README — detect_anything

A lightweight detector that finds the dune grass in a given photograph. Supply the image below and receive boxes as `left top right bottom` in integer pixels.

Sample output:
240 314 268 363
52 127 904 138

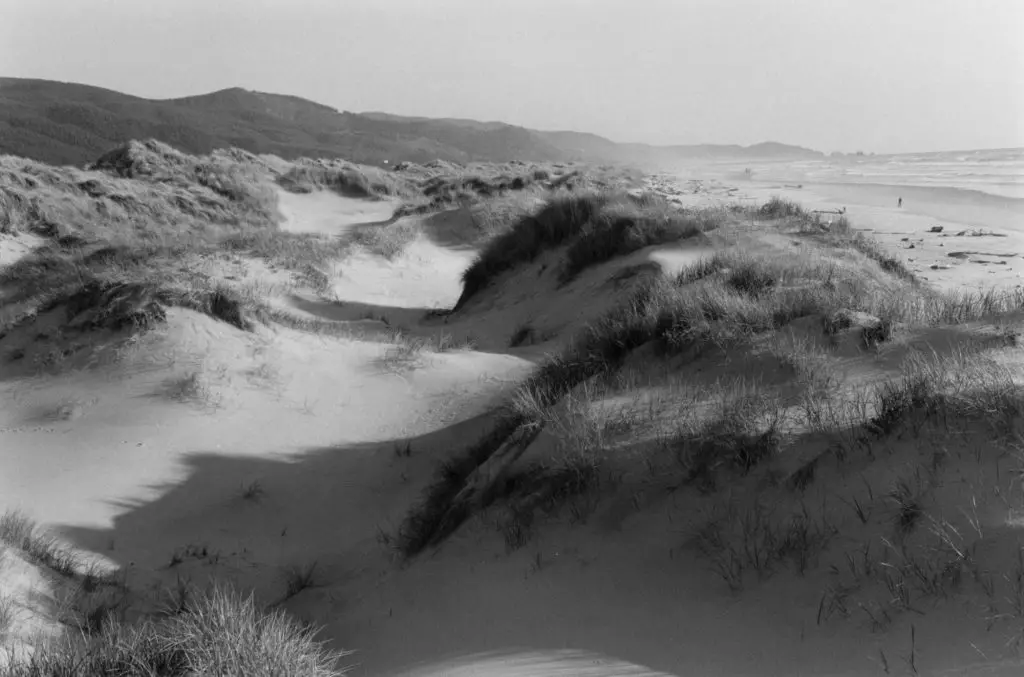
0 511 349 676
397 195 1024 557
3 585 349 676
455 191 724 310
277 158 413 199
0 141 361 336
0 511 79 578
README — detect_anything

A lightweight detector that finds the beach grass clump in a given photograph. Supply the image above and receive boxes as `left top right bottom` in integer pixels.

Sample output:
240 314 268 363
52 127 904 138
561 195 723 282
4 585 349 676
277 158 412 198
455 192 724 310
0 510 349 676
0 511 79 577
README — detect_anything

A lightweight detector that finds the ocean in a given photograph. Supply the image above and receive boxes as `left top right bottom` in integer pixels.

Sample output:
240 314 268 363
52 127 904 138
750 147 1024 200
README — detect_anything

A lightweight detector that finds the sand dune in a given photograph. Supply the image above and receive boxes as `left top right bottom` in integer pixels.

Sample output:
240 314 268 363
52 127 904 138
5 167 1024 676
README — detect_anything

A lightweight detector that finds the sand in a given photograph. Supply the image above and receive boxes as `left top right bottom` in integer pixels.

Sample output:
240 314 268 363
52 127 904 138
649 166 1024 293
4 180 1024 676
0 193 532 668
277 188 397 235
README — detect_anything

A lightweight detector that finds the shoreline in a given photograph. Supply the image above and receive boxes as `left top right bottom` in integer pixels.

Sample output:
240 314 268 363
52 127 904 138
651 170 1024 293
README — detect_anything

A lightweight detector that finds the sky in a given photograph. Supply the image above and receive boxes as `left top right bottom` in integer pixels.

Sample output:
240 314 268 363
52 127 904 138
2 0 1022 154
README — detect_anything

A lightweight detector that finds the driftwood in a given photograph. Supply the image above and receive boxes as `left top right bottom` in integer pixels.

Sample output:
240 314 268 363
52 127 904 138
427 422 544 547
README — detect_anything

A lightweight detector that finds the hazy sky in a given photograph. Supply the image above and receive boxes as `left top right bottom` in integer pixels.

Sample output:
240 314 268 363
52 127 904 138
2 0 1022 153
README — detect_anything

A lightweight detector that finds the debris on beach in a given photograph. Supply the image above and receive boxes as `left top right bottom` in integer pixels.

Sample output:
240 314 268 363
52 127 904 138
953 228 1007 237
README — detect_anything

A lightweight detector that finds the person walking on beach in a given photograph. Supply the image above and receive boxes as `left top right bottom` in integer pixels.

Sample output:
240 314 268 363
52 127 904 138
898 197 903 208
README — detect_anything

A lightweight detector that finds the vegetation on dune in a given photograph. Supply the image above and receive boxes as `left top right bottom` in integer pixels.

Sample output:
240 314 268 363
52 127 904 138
398 196 1024 558
759 196 914 282
0 143 277 243
9 136 1024 671
392 162 638 215
0 139 413 337
0 511 349 676
277 158 414 199
455 191 720 310
4 588 348 676
0 139 628 350
392 167 549 218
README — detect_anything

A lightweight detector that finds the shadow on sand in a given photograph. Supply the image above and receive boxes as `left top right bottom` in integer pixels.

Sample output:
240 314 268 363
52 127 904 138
52 404 690 677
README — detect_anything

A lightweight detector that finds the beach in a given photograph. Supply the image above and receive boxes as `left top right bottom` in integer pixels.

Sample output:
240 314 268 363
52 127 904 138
649 149 1024 293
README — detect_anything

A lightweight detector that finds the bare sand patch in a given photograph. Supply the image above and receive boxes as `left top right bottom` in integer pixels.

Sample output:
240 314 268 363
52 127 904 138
277 188 396 235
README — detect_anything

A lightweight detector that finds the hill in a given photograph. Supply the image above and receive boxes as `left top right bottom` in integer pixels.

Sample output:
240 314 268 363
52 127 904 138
0 77 823 168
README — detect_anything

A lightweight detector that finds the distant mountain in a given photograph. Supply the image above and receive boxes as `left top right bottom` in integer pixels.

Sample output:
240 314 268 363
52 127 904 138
0 77 823 167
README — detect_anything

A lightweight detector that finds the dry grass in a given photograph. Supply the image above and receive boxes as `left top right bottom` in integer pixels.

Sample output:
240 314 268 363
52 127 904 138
351 219 419 260
162 370 223 410
378 330 476 373
455 191 724 310
0 512 349 676
0 592 14 643
4 585 349 676
277 158 413 199
398 192 1024 561
0 140 422 338
0 511 79 578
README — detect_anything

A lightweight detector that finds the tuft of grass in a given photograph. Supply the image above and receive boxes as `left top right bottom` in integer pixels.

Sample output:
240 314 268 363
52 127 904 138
560 196 721 283
280 562 320 601
5 584 349 676
0 511 79 577
671 382 785 492
759 196 808 219
163 371 222 409
0 593 15 643
277 158 411 198
378 330 475 372
351 219 418 260
889 478 924 536
456 192 722 309
240 480 265 502
456 192 608 308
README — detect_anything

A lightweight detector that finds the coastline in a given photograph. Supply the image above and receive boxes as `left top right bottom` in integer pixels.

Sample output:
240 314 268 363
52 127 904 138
651 169 1024 293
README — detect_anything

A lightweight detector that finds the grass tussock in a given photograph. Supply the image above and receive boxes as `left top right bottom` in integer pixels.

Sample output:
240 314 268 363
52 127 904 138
456 192 722 310
0 511 79 577
277 158 412 199
351 219 419 259
670 381 785 492
0 511 348 676
4 585 349 676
